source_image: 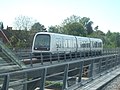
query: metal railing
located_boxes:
[12,48,120,67]
[0,53,120,90]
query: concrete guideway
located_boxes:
[77,66,120,90]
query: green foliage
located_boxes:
[61,15,86,36]
[62,22,86,36]
[45,81,63,88]
[8,15,120,48]
[30,22,46,32]
[86,21,93,35]
[106,32,120,47]
[8,30,32,48]
[48,15,94,36]
[48,25,61,33]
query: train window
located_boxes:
[98,42,100,47]
[56,39,59,48]
[80,41,82,48]
[64,39,67,48]
[34,34,50,50]
[98,42,102,47]
[60,41,61,48]
[95,42,97,48]
[82,41,84,48]
[73,39,75,48]
[81,41,84,48]
[88,43,90,48]
[68,39,71,48]
[56,38,61,48]
[67,39,69,48]
[92,41,94,48]
[62,38,64,48]
[87,43,89,48]
[86,42,88,48]
[84,41,86,48]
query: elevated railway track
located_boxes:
[0,51,120,90]
[0,40,120,90]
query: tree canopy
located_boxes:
[4,15,120,48]
[30,22,46,32]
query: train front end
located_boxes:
[32,32,51,56]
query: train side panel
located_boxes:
[89,38,103,54]
[50,34,77,54]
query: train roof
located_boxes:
[35,32,70,35]
[35,32,75,37]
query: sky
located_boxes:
[0,0,120,33]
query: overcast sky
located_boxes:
[0,0,120,33]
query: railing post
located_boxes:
[50,53,52,64]
[40,68,47,90]
[78,61,84,82]
[70,51,72,60]
[89,59,94,79]
[64,51,66,61]
[41,52,43,65]
[62,64,69,90]
[105,58,109,71]
[88,51,90,58]
[1,75,10,90]
[75,51,77,59]
[99,59,102,75]
[29,53,33,67]
[57,51,60,62]
[23,72,27,90]
[84,52,86,58]
[79,51,81,59]
[114,55,118,68]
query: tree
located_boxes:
[30,22,46,32]
[61,15,87,36]
[62,22,86,36]
[9,30,31,48]
[106,30,112,38]
[14,15,35,30]
[80,17,90,27]
[62,15,81,25]
[86,21,93,35]
[80,17,94,35]
[9,36,18,47]
[48,25,62,33]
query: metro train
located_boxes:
[32,32,103,56]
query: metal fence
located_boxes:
[0,53,120,90]
[12,48,120,67]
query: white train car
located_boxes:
[32,32,103,56]
[76,36,91,53]
[89,38,103,54]
[32,32,77,55]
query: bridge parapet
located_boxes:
[0,54,120,90]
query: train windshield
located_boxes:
[34,34,50,51]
